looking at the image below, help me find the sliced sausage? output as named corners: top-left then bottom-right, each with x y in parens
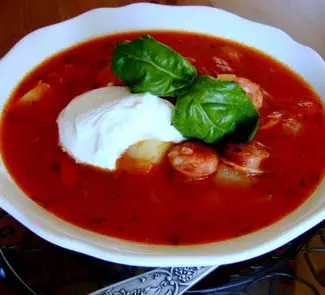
top-left (223, 141), bottom-right (270, 174)
top-left (168, 142), bottom-right (219, 179)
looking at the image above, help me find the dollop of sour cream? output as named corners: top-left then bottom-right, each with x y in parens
top-left (57, 86), bottom-right (185, 170)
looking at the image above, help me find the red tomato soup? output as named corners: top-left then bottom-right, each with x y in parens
top-left (1, 31), bottom-right (324, 245)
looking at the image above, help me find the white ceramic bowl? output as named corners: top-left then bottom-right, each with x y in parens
top-left (0, 3), bottom-right (324, 267)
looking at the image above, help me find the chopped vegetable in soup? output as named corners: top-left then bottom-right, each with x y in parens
top-left (1, 31), bottom-right (324, 245)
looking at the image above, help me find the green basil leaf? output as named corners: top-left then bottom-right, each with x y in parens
top-left (172, 75), bottom-right (259, 143)
top-left (112, 35), bottom-right (197, 96)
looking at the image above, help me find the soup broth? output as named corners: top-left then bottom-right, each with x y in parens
top-left (1, 31), bottom-right (324, 245)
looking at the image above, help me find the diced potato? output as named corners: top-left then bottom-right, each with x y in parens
top-left (118, 140), bottom-right (173, 174)
top-left (126, 140), bottom-right (173, 163)
top-left (19, 81), bottom-right (51, 103)
top-left (214, 164), bottom-right (254, 188)
top-left (217, 74), bottom-right (236, 81)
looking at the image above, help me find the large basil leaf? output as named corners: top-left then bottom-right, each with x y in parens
top-left (172, 75), bottom-right (259, 143)
top-left (112, 35), bottom-right (197, 96)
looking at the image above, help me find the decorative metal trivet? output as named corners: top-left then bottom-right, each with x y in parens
top-left (0, 209), bottom-right (324, 295)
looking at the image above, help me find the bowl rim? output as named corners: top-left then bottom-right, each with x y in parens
top-left (0, 3), bottom-right (324, 267)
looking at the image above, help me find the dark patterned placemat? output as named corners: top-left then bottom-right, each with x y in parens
top-left (0, 209), bottom-right (324, 295)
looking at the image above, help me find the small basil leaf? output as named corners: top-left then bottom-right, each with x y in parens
top-left (172, 75), bottom-right (259, 143)
top-left (112, 35), bottom-right (197, 96)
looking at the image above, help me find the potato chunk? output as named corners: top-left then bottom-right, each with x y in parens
top-left (214, 163), bottom-right (254, 188)
top-left (119, 140), bottom-right (173, 174)
top-left (19, 81), bottom-right (51, 103)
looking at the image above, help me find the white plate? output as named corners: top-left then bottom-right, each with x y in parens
top-left (0, 3), bottom-right (324, 267)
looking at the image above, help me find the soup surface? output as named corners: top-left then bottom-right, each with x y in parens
top-left (1, 31), bottom-right (325, 245)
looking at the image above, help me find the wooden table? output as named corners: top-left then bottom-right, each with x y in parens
top-left (0, 1), bottom-right (324, 294)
